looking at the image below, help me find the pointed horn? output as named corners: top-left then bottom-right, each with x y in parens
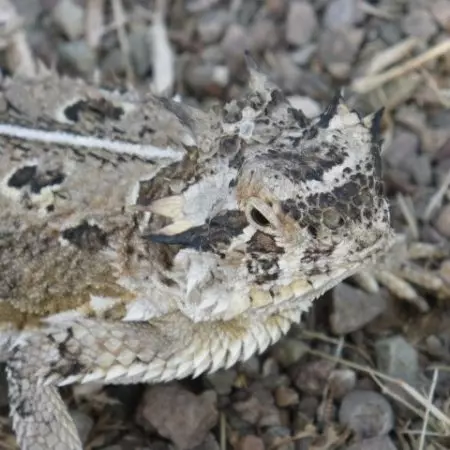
top-left (317, 90), bottom-right (344, 128)
top-left (370, 107), bottom-right (384, 141)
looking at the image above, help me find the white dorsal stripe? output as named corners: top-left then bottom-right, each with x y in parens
top-left (0, 124), bottom-right (184, 160)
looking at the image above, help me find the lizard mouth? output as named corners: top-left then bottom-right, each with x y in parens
top-left (249, 228), bottom-right (395, 313)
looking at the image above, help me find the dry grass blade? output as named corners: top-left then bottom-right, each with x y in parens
top-left (365, 38), bottom-right (420, 76)
top-left (396, 193), bottom-right (419, 240)
top-left (0, 0), bottom-right (39, 77)
top-left (85, 0), bottom-right (105, 49)
top-left (424, 167), bottom-right (450, 222)
top-left (150, 0), bottom-right (175, 96)
top-left (418, 368), bottom-right (439, 450)
top-left (358, 1), bottom-right (397, 19)
top-left (352, 40), bottom-right (450, 94)
top-left (303, 345), bottom-right (450, 435)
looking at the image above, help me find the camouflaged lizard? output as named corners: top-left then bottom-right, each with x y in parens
top-left (0, 61), bottom-right (395, 449)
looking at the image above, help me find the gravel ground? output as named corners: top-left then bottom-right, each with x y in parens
top-left (1, 1), bottom-right (450, 449)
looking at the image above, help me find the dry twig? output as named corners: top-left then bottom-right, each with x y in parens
top-left (352, 40), bottom-right (450, 94)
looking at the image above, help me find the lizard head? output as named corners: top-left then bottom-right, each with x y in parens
top-left (146, 60), bottom-right (395, 321)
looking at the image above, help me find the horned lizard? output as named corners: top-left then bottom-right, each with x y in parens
top-left (0, 61), bottom-right (396, 449)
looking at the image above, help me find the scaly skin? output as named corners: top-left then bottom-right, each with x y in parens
top-left (0, 62), bottom-right (394, 449)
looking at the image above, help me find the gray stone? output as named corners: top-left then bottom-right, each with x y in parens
top-left (384, 129), bottom-right (420, 169)
top-left (58, 40), bottom-right (97, 76)
top-left (318, 27), bottom-right (365, 79)
top-left (402, 9), bottom-right (439, 40)
top-left (70, 410), bottom-right (94, 444)
top-left (375, 335), bottom-right (419, 385)
top-left (136, 383), bottom-right (218, 450)
top-left (191, 433), bottom-right (220, 450)
top-left (237, 435), bottom-right (265, 450)
top-left (329, 369), bottom-right (357, 399)
top-left (262, 427), bottom-right (295, 450)
top-left (339, 390), bottom-right (394, 438)
top-left (205, 368), bottom-right (237, 395)
top-left (238, 356), bottom-right (261, 378)
top-left (221, 24), bottom-right (248, 59)
top-left (411, 154), bottom-right (432, 186)
top-left (323, 0), bottom-right (365, 30)
top-left (249, 19), bottom-right (279, 52)
top-left (274, 386), bottom-right (299, 407)
top-left (431, 0), bottom-right (450, 30)
top-left (286, 1), bottom-right (318, 46)
top-left (330, 283), bottom-right (387, 334)
top-left (129, 24), bottom-right (152, 77)
top-left (198, 10), bottom-right (229, 44)
top-left (271, 337), bottom-right (308, 367)
top-left (346, 436), bottom-right (398, 450)
top-left (290, 44), bottom-right (317, 66)
top-left (52, 0), bottom-right (85, 40)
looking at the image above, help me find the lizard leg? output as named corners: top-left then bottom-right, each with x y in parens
top-left (6, 310), bottom-right (298, 449)
top-left (6, 364), bottom-right (83, 450)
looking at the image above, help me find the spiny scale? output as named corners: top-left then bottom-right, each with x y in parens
top-left (0, 60), bottom-right (394, 449)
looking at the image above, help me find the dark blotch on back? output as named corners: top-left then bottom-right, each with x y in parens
top-left (7, 165), bottom-right (37, 189)
top-left (8, 165), bottom-right (66, 194)
top-left (64, 99), bottom-right (124, 122)
top-left (62, 221), bottom-right (108, 251)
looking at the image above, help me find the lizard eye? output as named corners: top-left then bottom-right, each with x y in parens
top-left (246, 198), bottom-right (279, 234)
top-left (250, 208), bottom-right (271, 227)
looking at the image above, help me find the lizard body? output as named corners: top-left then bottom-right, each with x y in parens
top-left (0, 64), bottom-right (394, 449)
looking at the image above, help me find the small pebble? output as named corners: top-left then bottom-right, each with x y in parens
top-left (238, 435), bottom-right (265, 450)
top-left (249, 19), bottom-right (279, 52)
top-left (52, 0), bottom-right (85, 40)
top-left (318, 27), bottom-right (365, 79)
top-left (136, 383), bottom-right (218, 450)
top-left (402, 8), bottom-right (439, 40)
top-left (286, 1), bottom-right (318, 46)
top-left (346, 436), bottom-right (398, 450)
top-left (331, 283), bottom-right (387, 334)
top-left (129, 23), bottom-right (152, 77)
top-left (274, 386), bottom-right (299, 407)
top-left (375, 335), bottom-right (419, 385)
top-left (191, 433), bottom-right (221, 450)
top-left (58, 40), bottom-right (97, 76)
top-left (205, 369), bottom-right (237, 395)
top-left (271, 338), bottom-right (308, 368)
top-left (294, 360), bottom-right (334, 396)
top-left (384, 129), bottom-right (420, 169)
top-left (70, 410), bottom-right (94, 444)
top-left (221, 24), bottom-right (248, 59)
top-left (262, 427), bottom-right (294, 450)
top-left (431, 0), bottom-right (450, 31)
top-left (197, 10), bottom-right (230, 44)
top-left (329, 369), bottom-right (357, 399)
top-left (339, 390), bottom-right (394, 438)
top-left (322, 0), bottom-right (365, 30)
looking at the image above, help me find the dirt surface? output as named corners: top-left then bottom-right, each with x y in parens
top-left (1, 1), bottom-right (450, 449)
